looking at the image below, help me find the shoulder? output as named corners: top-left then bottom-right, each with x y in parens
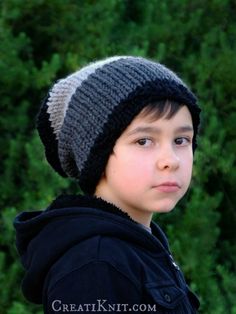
top-left (45, 235), bottom-right (143, 291)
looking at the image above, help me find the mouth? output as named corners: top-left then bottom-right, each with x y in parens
top-left (154, 182), bottom-right (181, 193)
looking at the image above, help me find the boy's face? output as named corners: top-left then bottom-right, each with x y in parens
top-left (95, 106), bottom-right (194, 226)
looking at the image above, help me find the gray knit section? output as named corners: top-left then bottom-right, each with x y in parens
top-left (46, 56), bottom-right (130, 139)
top-left (58, 57), bottom-right (189, 178)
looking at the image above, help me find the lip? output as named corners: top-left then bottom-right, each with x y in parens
top-left (154, 182), bottom-right (181, 193)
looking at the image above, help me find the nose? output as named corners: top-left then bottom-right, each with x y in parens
top-left (156, 145), bottom-right (180, 171)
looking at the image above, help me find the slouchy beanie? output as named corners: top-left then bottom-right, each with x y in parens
top-left (37, 56), bottom-right (201, 194)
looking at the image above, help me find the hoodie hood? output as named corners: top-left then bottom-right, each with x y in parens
top-left (14, 195), bottom-right (170, 304)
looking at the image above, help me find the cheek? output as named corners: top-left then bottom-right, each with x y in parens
top-left (107, 154), bottom-right (151, 187)
top-left (181, 153), bottom-right (193, 185)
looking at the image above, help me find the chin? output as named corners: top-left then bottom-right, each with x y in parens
top-left (152, 207), bottom-right (175, 214)
top-left (151, 200), bottom-right (177, 213)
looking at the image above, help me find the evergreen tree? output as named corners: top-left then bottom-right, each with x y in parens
top-left (0, 1), bottom-right (235, 313)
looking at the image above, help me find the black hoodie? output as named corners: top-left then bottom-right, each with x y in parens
top-left (14, 195), bottom-right (200, 313)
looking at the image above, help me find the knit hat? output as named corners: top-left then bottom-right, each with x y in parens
top-left (37, 56), bottom-right (201, 194)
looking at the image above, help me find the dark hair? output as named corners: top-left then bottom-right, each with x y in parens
top-left (140, 100), bottom-right (185, 122)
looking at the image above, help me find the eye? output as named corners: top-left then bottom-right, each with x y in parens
top-left (136, 138), bottom-right (153, 147)
top-left (174, 137), bottom-right (191, 146)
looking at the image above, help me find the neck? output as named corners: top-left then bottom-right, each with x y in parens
top-left (94, 190), bottom-right (152, 228)
top-left (121, 205), bottom-right (153, 227)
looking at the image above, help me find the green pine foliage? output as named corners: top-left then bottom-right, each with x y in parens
top-left (0, 1), bottom-right (235, 313)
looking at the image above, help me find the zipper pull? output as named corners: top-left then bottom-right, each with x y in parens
top-left (169, 254), bottom-right (180, 270)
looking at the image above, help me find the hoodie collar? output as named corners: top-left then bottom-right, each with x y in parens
top-left (15, 194), bottom-right (170, 257)
top-left (46, 194), bottom-right (136, 222)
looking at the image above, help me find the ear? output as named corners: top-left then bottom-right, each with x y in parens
top-left (101, 171), bottom-right (105, 178)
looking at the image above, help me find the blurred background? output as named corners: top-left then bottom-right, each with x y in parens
top-left (0, 1), bottom-right (235, 313)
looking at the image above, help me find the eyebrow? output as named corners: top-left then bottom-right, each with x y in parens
top-left (126, 125), bottom-right (194, 136)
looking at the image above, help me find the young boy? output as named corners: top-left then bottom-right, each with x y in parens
top-left (14, 56), bottom-right (201, 313)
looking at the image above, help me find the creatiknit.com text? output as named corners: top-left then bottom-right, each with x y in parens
top-left (52, 299), bottom-right (158, 312)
